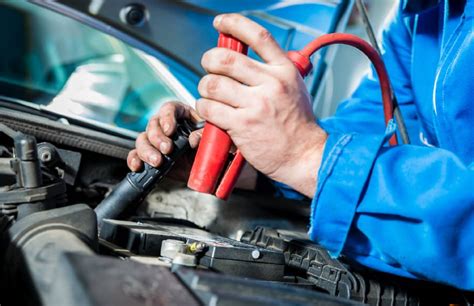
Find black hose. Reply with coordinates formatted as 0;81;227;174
95;120;201;230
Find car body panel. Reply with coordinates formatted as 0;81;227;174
31;0;352;100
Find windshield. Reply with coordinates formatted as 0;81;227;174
0;1;194;132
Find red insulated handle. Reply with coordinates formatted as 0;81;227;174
213;51;312;199
187;34;248;196
215;151;245;200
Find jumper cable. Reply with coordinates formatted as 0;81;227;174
188;32;400;200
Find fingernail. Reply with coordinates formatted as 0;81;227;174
214;15;222;27
163;123;170;133
150;154;159;166
189;133;201;149
160;142;170;153
131;157;139;168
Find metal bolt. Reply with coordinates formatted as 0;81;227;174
40;151;51;163
188;242;207;254
120;4;148;27
37;143;58;165
251;249;261;259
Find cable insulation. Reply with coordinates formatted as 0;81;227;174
300;33;398;145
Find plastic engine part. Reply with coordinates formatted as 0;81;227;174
241;227;472;306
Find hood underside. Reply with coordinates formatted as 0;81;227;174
30;0;350;77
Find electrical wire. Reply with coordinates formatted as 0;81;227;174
300;33;398;145
355;0;411;144
189;31;403;199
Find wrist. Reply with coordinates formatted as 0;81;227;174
276;124;327;198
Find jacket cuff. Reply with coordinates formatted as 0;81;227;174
272;181;307;200
309;121;396;257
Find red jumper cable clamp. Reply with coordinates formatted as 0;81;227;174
187;33;248;200
188;32;398;201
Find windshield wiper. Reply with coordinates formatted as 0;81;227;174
0;96;137;139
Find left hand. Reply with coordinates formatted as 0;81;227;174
196;14;327;197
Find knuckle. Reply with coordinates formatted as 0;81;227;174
159;103;177;119
149;113;160;122
251;90;273;117
147;128;160;143
271;78;290;95
136;146;148;161
135;132;147;146
196;99;209;119
257;28;274;42
286;64;301;80
242;112;259;126
205;75;220;94
145;151;161;166
245;60;259;73
160;101;175;113
276;63;299;79
220;50;236;67
202;49;237;73
146;117;159;133
241;116;252;126
198;75;216;96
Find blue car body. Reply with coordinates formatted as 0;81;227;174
32;0;353;131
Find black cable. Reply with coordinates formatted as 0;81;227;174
355;0;411;144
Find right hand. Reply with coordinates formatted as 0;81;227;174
127;101;202;172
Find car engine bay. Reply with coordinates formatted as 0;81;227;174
0;104;473;306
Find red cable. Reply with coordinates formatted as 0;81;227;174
296;33;397;146
189;33;398;201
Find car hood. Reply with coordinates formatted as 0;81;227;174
30;0;351;78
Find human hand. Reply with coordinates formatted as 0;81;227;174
127;102;202;175
196;14;327;197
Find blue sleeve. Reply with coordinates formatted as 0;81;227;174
311;125;474;290
311;9;474;290
320;6;419;140
273;4;420;199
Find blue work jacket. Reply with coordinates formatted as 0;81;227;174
309;0;473;290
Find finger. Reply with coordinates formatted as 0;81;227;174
201;48;267;86
189;108;203;123
198;74;252;108
196;98;237;130
158;101;191;137
188;129;203;149
146;116;173;155
135;132;163;167
214;14;289;65
127;149;143;171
